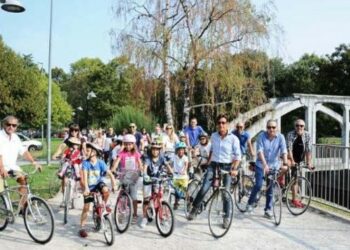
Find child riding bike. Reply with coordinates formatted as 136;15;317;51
111;134;143;224
57;137;82;181
141;141;173;228
79;143;116;238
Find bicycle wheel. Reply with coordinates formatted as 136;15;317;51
103;215;115;246
272;181;282;226
233;175;254;213
0;194;9;231
24;196;55;244
184;180;200;218
208;189;234;238
63;181;71;225
162;181;171;203
155;201;174;237
113;190;132;233
285;176;312;216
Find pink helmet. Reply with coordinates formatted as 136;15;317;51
123;134;136;143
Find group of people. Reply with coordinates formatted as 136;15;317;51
0;113;314;238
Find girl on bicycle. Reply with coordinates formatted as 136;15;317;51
111;134;143;223
57;137;82;181
194;132;211;178
171;141;189;210
141;141;172;228
80;143;116;238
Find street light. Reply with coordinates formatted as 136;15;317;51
47;0;53;165
0;0;25;13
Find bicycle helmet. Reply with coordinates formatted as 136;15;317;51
68;137;81;145
175;141;187;150
123;134;136;143
86;142;103;156
150;141;162;149
178;131;186;138
116;135;123;141
198;132;208;139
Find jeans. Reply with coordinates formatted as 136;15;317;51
192;162;232;218
247;166;274;211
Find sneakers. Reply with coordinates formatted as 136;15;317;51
292;199;305;208
187;208;197;221
79;229;88;238
132;215;138;224
264;210;273;219
140;217;148;228
246;204;253;213
173;203;179;210
223;218;230;229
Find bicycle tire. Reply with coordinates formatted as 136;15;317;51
156;201;174;237
114;190;132;233
24;196;55;244
63;181;71;225
208;189;234;238
0;194;9;231
233;175;254;213
285;176;312;216
272;181;282;226
184;179;200;218
103;215;115;246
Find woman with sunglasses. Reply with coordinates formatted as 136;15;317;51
163;124;179;162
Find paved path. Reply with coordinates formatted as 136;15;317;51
1;189;350;250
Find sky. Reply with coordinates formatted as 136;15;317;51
1;0;350;72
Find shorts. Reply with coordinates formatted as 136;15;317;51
83;182;106;204
0;170;25;193
128;183;138;201
143;182;161;199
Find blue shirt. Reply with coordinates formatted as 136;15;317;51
184;126;204;147
144;155;166;177
210;132;241;164
232;130;250;155
82;159;108;190
256;132;287;169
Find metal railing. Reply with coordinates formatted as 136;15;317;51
309;144;350;211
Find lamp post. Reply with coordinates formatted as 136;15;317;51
0;0;25;13
47;0;53;165
85;91;96;129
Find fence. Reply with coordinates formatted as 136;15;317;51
308;144;350;211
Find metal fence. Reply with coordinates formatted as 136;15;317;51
308;144;350;211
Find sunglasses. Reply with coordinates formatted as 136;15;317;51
295;124;304;128
71;129;79;132
166;127;173;130
6;123;18;128
267;126;276;130
236;126;243;129
217;121;226;125
129;126;135;128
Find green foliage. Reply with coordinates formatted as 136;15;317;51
108;106;156;133
0;37;72;128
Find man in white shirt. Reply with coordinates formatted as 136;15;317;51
0;115;42;194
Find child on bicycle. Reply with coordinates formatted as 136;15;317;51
141;141;172;228
57;137;82;181
79;143;116;238
111;134;143;224
194;132;211;178
171;141;189;210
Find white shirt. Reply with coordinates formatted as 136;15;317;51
0;130;27;171
111;145;122;160
172;155;188;179
163;134;179;152
195;142;211;165
103;137;112;151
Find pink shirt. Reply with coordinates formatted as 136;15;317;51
118;150;141;171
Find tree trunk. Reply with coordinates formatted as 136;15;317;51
182;77;191;128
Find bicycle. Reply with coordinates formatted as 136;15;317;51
62;165;79;224
185;164;234;238
113;170;138;233
146;174;174;237
284;162;313;216
0;170;55;244
89;191;114;246
231;162;255;212
254;169;283;226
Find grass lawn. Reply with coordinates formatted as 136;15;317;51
317;137;341;145
31;138;63;160
6;164;60;200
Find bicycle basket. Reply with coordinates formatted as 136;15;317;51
118;171;139;185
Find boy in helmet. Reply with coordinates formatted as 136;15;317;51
79;143;116;238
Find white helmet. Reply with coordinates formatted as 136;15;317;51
123;134;136;143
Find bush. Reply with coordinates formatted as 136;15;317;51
108;106;156;133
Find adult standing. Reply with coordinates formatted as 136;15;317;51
163;124;179;161
246;119;288;218
188;114;241;229
0;116;42;199
102;127;115;164
286;118;314;207
232;121;255;165
184;117;205;148
129;123;144;152
150;123;164;144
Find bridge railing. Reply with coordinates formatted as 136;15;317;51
309;144;350;211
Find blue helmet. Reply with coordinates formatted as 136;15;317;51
175;141;186;150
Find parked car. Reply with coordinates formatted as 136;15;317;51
17;133;43;152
